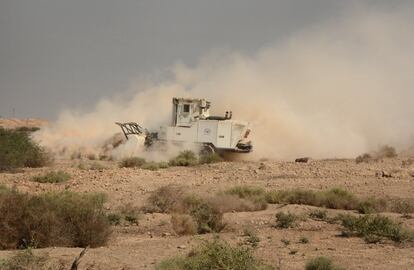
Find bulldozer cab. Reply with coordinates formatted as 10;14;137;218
172;98;210;127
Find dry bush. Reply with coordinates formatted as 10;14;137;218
156;239;274;270
266;188;359;210
355;153;373;164
376;145;397;158
357;197;388;214
32;170;70;184
208;194;264;213
168;150;198;166
0;249;65;270
189;200;225;233
224;186;267;210
0;127;51;171
309;209;328;221
143;185;187;213
119;157;146;168
171;214;197;235
306;257;344;270
389;198;414;214
0;188;110;249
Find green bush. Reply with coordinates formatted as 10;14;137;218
169;150;198;166
156;239;274;270
189;200;225;233
119;157;146;168
340;214;414;243
305;257;344;270
274;212;297;229
32;170;71;183
0;128;51;171
0;187;110;249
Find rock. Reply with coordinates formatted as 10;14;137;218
375;171;392;178
295;157;310;163
177;245;186;249
162;232;171;237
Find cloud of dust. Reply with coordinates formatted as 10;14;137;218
33;6;414;160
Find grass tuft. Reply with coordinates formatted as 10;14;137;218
169;150;198;167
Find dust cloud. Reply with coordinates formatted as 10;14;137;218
33;6;414;160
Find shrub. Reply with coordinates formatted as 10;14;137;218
305;257;344;270
389;198;414;214
0;248;64;270
357;197;387;214
0;188;110;249
169;150;198;166
199;153;223;164
144;185;187;213
171;214;197;235
156;239;274;270
119;157;146;168
340;214;414;243
190;200;225;233
208;194;265;212
356;153;373;164
274;212;297;229
266;188;359;210
309;209;328;221
32;170;71;183
107;213;122;225
299;236;309;244
224;186;268;210
119;203;140;225
243;227;260;248
225;186;266;199
141;161;160;171
0;128;50;171
376;145;397;158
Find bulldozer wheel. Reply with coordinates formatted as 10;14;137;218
200;144;215;156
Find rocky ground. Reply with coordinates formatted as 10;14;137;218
1;157;414;269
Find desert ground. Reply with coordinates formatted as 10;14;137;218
0;154;413;270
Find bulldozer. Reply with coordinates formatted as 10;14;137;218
116;98;252;154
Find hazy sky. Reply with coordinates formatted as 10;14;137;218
0;0;408;119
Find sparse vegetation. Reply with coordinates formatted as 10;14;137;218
156;239;274;270
0;248;64;270
169;150;198;166
32;170;70;183
340;214;414;243
274;212;298;229
357;197;387;214
0;187;110;249
0;127;51;171
266;188;359;210
305;257;345;270
281;238;290;246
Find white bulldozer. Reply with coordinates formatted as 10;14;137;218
116;98;252;154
